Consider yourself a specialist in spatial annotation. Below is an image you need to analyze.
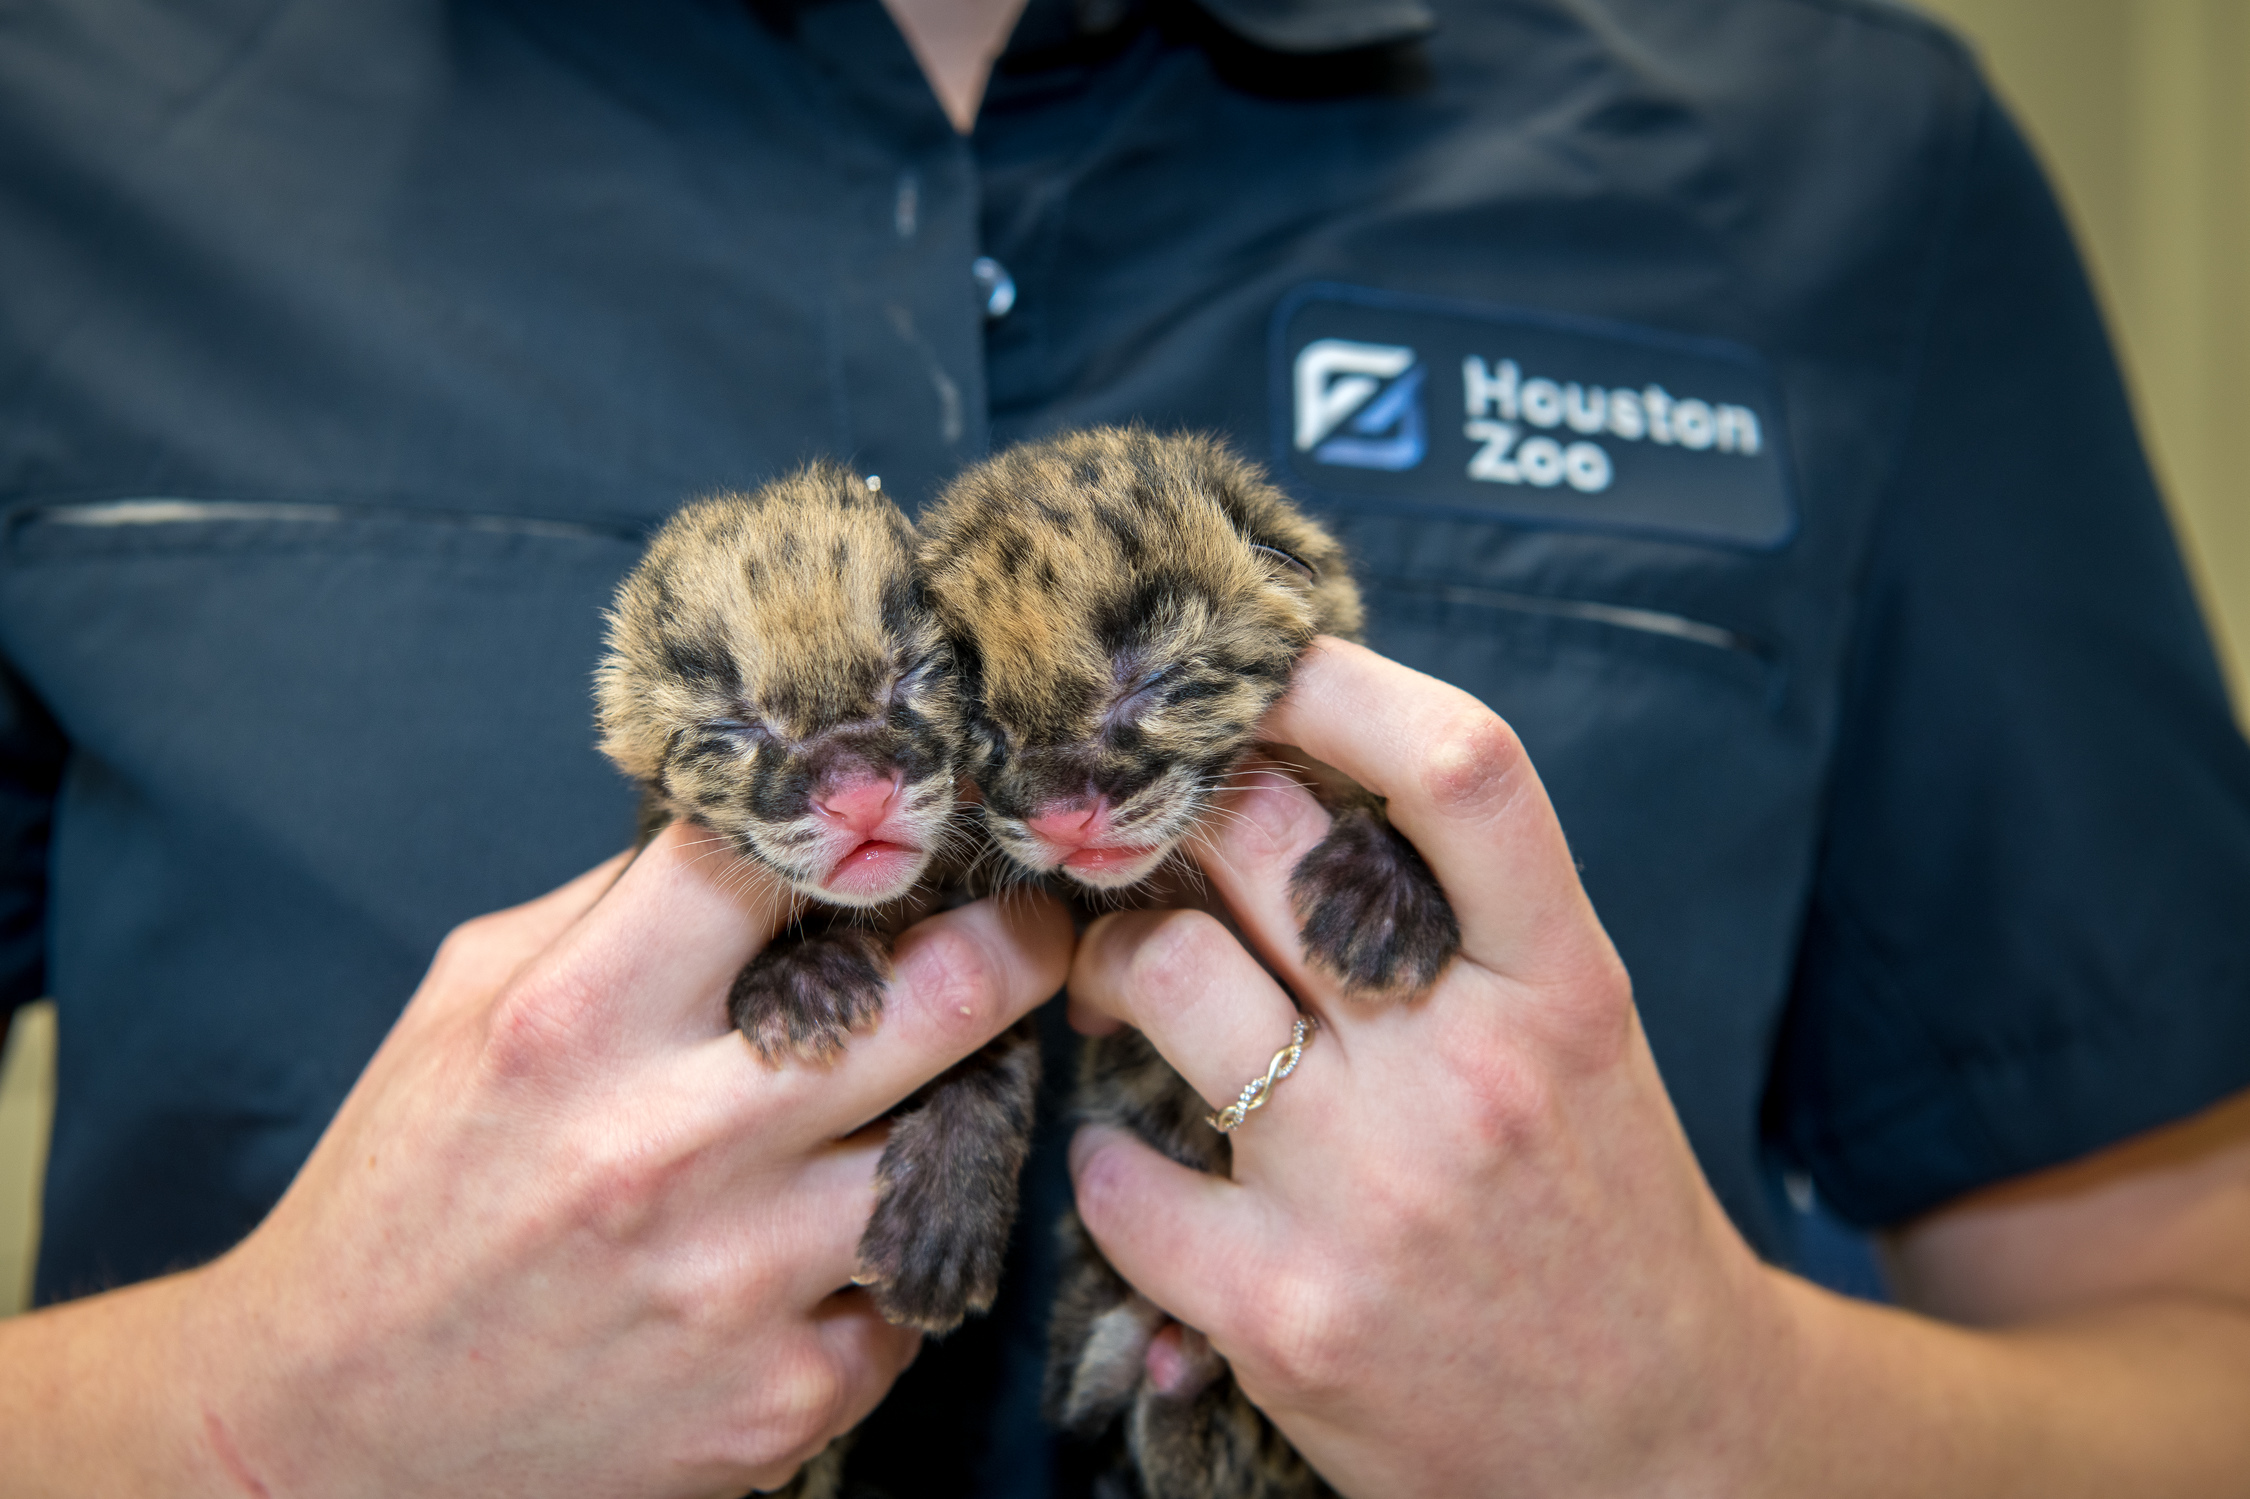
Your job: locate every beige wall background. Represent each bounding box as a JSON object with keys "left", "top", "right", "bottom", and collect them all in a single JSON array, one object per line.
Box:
[
  {"left": 1918, "top": 0, "right": 2250, "bottom": 716},
  {"left": 1, "top": 1001, "right": 54, "bottom": 1314},
  {"left": 2, "top": 0, "right": 2246, "bottom": 1319}
]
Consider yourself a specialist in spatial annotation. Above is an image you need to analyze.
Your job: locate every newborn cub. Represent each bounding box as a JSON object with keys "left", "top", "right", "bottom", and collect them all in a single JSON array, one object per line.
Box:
[
  {"left": 919, "top": 428, "right": 1459, "bottom": 1499},
  {"left": 597, "top": 463, "right": 1037, "bottom": 1339},
  {"left": 919, "top": 426, "right": 1457, "bottom": 992}
]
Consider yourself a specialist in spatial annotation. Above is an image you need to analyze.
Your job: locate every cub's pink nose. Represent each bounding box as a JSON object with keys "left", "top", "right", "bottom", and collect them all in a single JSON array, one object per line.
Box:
[
  {"left": 1026, "top": 799, "right": 1110, "bottom": 849},
  {"left": 815, "top": 772, "right": 902, "bottom": 836}
]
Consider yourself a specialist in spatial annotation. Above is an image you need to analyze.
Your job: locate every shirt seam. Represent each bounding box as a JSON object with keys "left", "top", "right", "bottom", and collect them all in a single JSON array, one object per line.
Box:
[{"left": 1780, "top": 56, "right": 1993, "bottom": 1025}]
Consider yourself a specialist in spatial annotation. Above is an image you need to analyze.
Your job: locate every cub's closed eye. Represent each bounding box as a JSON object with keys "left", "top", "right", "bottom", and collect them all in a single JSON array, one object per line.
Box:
[
  {"left": 1250, "top": 543, "right": 1316, "bottom": 582},
  {"left": 705, "top": 717, "right": 778, "bottom": 746}
]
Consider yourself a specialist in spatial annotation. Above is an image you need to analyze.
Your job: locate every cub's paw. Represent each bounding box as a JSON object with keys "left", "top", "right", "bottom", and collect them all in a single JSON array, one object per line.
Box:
[
  {"left": 1046, "top": 1210, "right": 1167, "bottom": 1431},
  {"left": 858, "top": 1161, "right": 1008, "bottom": 1334},
  {"left": 1288, "top": 802, "right": 1459, "bottom": 999},
  {"left": 856, "top": 1023, "right": 1040, "bottom": 1332},
  {"left": 728, "top": 928, "right": 890, "bottom": 1064}
]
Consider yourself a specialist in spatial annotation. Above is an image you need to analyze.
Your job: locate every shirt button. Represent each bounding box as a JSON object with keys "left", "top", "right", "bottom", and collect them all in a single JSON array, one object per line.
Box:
[{"left": 972, "top": 256, "right": 1017, "bottom": 321}]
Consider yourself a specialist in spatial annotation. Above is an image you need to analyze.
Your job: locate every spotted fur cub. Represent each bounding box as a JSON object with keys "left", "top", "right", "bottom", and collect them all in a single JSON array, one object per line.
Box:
[
  {"left": 596, "top": 463, "right": 1037, "bottom": 1338},
  {"left": 920, "top": 428, "right": 1458, "bottom": 1499},
  {"left": 598, "top": 464, "right": 964, "bottom": 1058},
  {"left": 918, "top": 425, "right": 1458, "bottom": 996}
]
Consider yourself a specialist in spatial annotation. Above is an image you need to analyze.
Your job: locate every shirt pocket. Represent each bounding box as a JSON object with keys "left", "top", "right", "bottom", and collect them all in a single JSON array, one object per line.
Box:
[
  {"left": 1353, "top": 555, "right": 1803, "bottom": 900},
  {"left": 0, "top": 495, "right": 650, "bottom": 1121},
  {"left": 1333, "top": 523, "right": 1831, "bottom": 1247},
  {"left": 2, "top": 495, "right": 653, "bottom": 946}
]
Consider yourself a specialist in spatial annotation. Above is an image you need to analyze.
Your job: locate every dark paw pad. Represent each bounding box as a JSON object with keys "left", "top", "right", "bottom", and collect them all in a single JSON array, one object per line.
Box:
[
  {"left": 729, "top": 928, "right": 891, "bottom": 1064},
  {"left": 1289, "top": 805, "right": 1460, "bottom": 999}
]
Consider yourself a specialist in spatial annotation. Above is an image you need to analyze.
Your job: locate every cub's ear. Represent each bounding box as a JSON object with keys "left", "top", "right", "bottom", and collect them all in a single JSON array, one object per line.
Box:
[{"left": 1249, "top": 542, "right": 1317, "bottom": 583}]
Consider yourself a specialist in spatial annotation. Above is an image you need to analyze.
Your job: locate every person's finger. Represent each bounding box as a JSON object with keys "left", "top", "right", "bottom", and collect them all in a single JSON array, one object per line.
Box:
[
  {"left": 1259, "top": 638, "right": 1603, "bottom": 979},
  {"left": 740, "top": 1295, "right": 921, "bottom": 1494},
  {"left": 703, "top": 888, "right": 1073, "bottom": 1145},
  {"left": 523, "top": 819, "right": 796, "bottom": 1050},
  {"left": 1175, "top": 760, "right": 1346, "bottom": 1005},
  {"left": 810, "top": 1289, "right": 922, "bottom": 1432},
  {"left": 1068, "top": 1123, "right": 1261, "bottom": 1347},
  {"left": 1068, "top": 908, "right": 1311, "bottom": 1117},
  {"left": 771, "top": 1132, "right": 891, "bottom": 1305}
]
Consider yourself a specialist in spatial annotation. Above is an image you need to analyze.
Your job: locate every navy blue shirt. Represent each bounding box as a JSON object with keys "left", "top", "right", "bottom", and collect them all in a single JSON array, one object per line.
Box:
[{"left": 4, "top": 0, "right": 2248, "bottom": 1492}]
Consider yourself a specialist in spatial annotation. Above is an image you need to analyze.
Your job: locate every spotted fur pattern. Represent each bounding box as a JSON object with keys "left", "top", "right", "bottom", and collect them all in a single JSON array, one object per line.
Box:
[
  {"left": 596, "top": 464, "right": 1037, "bottom": 1337},
  {"left": 598, "top": 464, "right": 964, "bottom": 921},
  {"left": 919, "top": 427, "right": 1362, "bottom": 894},
  {"left": 920, "top": 429, "right": 1456, "bottom": 1497}
]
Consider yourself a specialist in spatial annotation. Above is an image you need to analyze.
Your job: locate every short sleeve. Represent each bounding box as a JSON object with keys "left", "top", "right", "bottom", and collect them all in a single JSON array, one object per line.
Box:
[
  {"left": 0, "top": 653, "right": 65, "bottom": 1032},
  {"left": 1768, "top": 93, "right": 2250, "bottom": 1228}
]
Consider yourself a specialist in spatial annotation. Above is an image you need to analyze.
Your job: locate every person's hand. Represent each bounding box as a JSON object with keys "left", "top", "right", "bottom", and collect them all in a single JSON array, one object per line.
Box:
[
  {"left": 1064, "top": 638, "right": 1793, "bottom": 1497},
  {"left": 135, "top": 821, "right": 1071, "bottom": 1497}
]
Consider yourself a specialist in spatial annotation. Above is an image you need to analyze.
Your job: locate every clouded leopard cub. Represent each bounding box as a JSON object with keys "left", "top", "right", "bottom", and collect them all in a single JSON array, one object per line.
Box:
[
  {"left": 919, "top": 428, "right": 1460, "bottom": 1499},
  {"left": 596, "top": 463, "right": 1038, "bottom": 1345}
]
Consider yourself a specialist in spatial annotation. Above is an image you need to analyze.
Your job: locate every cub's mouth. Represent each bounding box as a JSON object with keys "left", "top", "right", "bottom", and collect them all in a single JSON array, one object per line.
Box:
[
  {"left": 820, "top": 839, "right": 929, "bottom": 902},
  {"left": 1006, "top": 788, "right": 1182, "bottom": 890},
  {"left": 792, "top": 763, "right": 946, "bottom": 906},
  {"left": 1051, "top": 842, "right": 1170, "bottom": 889}
]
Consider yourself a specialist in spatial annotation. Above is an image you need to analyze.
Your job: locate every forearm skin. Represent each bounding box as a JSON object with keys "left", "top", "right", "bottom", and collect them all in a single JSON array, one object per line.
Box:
[
  {"left": 0, "top": 1269, "right": 250, "bottom": 1495},
  {"left": 1751, "top": 1274, "right": 2250, "bottom": 1498}
]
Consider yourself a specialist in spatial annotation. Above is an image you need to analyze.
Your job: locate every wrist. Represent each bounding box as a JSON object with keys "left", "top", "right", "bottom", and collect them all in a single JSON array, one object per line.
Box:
[
  {"left": 175, "top": 1228, "right": 395, "bottom": 1499},
  {"left": 1632, "top": 1239, "right": 1810, "bottom": 1499},
  {"left": 1729, "top": 1262, "right": 2025, "bottom": 1499},
  {"left": 0, "top": 1267, "right": 249, "bottom": 1495}
]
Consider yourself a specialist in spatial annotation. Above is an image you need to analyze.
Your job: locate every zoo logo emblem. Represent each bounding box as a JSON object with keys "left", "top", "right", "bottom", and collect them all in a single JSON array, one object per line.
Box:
[
  {"left": 1293, "top": 339, "right": 1427, "bottom": 472},
  {"left": 1273, "top": 285, "right": 1797, "bottom": 550}
]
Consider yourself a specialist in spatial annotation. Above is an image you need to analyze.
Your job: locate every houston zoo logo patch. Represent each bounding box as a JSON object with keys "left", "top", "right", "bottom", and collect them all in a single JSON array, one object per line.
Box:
[{"left": 1272, "top": 284, "right": 1796, "bottom": 548}]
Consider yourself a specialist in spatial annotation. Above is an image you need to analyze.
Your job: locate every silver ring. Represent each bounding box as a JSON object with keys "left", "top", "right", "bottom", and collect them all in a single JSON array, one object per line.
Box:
[{"left": 1206, "top": 1014, "right": 1317, "bottom": 1134}]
